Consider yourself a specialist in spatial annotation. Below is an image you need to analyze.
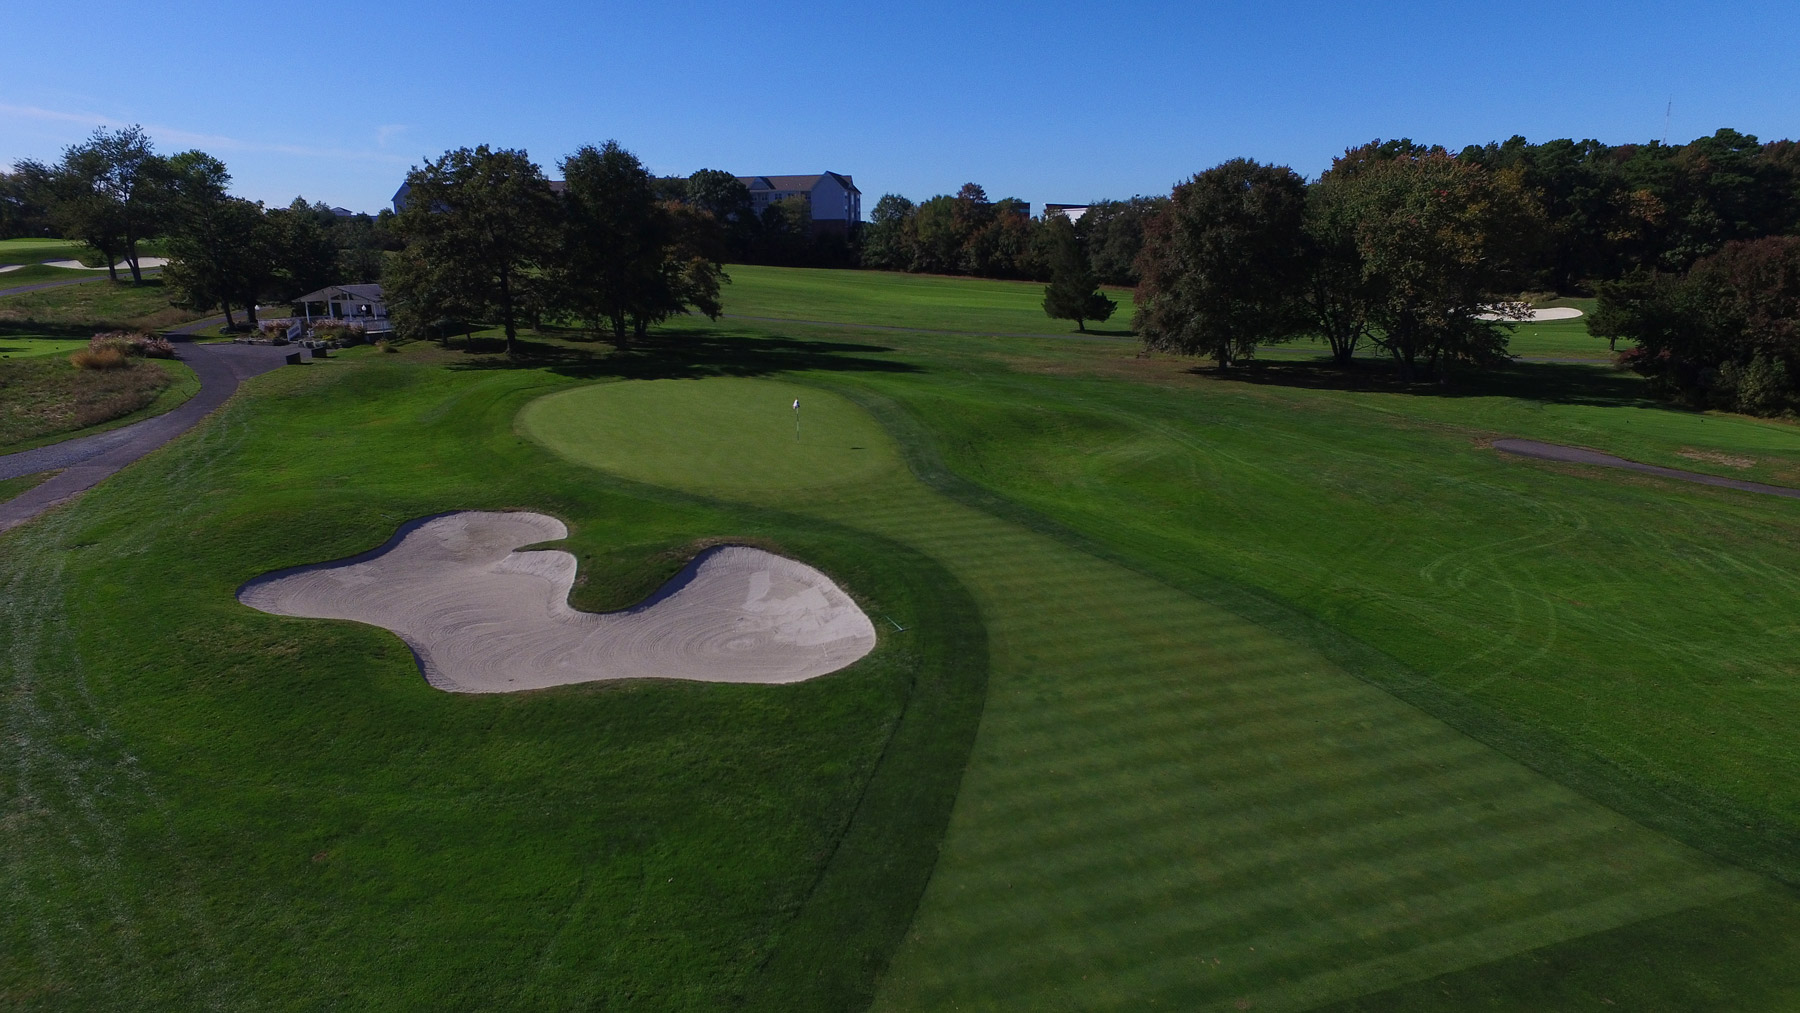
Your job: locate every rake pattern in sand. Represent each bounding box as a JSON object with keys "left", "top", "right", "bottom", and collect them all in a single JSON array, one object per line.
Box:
[{"left": 238, "top": 511, "right": 877, "bottom": 692}]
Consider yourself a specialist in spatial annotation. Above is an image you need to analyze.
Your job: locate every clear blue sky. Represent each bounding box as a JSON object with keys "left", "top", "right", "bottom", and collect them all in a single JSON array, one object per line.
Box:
[{"left": 3, "top": 0, "right": 1796, "bottom": 216}]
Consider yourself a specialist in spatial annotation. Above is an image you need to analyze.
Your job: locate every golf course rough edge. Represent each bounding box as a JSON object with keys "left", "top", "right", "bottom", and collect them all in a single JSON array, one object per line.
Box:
[{"left": 237, "top": 510, "right": 877, "bottom": 692}]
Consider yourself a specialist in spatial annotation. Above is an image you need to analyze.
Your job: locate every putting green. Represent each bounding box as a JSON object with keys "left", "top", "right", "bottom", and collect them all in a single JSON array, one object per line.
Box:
[
  {"left": 519, "top": 378, "right": 900, "bottom": 499},
  {"left": 522, "top": 375, "right": 1761, "bottom": 1010}
]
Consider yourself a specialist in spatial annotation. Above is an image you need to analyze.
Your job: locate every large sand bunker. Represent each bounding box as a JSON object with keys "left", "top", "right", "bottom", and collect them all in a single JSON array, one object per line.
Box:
[{"left": 237, "top": 511, "right": 877, "bottom": 692}]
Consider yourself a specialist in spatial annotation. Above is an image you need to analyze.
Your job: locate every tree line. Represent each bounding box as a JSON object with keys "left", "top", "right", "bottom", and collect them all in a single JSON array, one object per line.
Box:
[
  {"left": 1131, "top": 145, "right": 1543, "bottom": 378},
  {"left": 1592, "top": 236, "right": 1800, "bottom": 415},
  {"left": 849, "top": 127, "right": 1800, "bottom": 295},
  {"left": 1120, "top": 129, "right": 1800, "bottom": 385},
  {"left": 387, "top": 142, "right": 726, "bottom": 355},
  {"left": 2, "top": 126, "right": 397, "bottom": 327}
]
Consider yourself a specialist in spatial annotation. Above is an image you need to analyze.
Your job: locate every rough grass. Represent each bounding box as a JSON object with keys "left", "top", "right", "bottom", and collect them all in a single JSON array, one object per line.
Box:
[
  {"left": 0, "top": 278, "right": 199, "bottom": 334},
  {"left": 68, "top": 346, "right": 130, "bottom": 370},
  {"left": 0, "top": 469, "right": 56, "bottom": 502},
  {"left": 0, "top": 355, "right": 197, "bottom": 452}
]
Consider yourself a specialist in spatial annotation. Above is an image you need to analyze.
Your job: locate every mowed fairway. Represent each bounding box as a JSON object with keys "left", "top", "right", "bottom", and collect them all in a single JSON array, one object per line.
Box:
[
  {"left": 720, "top": 263, "right": 1137, "bottom": 338},
  {"left": 10, "top": 262, "right": 1800, "bottom": 1009},
  {"left": 521, "top": 377, "right": 1770, "bottom": 1010}
]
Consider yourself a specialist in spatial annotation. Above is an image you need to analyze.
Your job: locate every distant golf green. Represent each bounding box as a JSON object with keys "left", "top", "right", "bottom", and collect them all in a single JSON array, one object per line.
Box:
[
  {"left": 0, "top": 237, "right": 95, "bottom": 266},
  {"left": 521, "top": 378, "right": 900, "bottom": 496}
]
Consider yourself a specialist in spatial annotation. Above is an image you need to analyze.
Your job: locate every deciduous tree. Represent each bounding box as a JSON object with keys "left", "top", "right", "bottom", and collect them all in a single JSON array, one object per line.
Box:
[
  {"left": 555, "top": 141, "right": 665, "bottom": 345},
  {"left": 1133, "top": 159, "right": 1310, "bottom": 367},
  {"left": 1328, "top": 147, "right": 1539, "bottom": 379},
  {"left": 44, "top": 125, "right": 168, "bottom": 283},
  {"left": 389, "top": 145, "right": 557, "bottom": 355}
]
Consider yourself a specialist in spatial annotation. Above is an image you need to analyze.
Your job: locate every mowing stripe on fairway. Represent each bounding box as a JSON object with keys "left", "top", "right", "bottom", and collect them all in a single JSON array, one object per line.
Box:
[{"left": 521, "top": 377, "right": 1760, "bottom": 1010}]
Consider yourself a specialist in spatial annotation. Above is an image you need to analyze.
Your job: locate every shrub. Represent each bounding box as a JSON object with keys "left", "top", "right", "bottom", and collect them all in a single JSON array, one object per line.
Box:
[
  {"left": 1713, "top": 355, "right": 1793, "bottom": 416},
  {"left": 87, "top": 331, "right": 174, "bottom": 359},
  {"left": 70, "top": 347, "right": 131, "bottom": 370},
  {"left": 310, "top": 320, "right": 368, "bottom": 343},
  {"left": 375, "top": 338, "right": 397, "bottom": 354}
]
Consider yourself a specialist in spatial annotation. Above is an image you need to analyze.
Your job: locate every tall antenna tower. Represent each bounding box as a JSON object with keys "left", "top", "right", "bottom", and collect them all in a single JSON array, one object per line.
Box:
[{"left": 1663, "top": 98, "right": 1672, "bottom": 145}]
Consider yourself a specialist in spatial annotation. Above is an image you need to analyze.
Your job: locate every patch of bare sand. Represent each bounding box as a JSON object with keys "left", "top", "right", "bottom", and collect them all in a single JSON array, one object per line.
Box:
[
  {"left": 1677, "top": 448, "right": 1755, "bottom": 469},
  {"left": 237, "top": 511, "right": 877, "bottom": 692}
]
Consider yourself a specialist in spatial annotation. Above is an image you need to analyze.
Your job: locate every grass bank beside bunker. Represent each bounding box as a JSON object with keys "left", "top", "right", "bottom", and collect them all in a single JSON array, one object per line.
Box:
[{"left": 0, "top": 353, "right": 986, "bottom": 1012}]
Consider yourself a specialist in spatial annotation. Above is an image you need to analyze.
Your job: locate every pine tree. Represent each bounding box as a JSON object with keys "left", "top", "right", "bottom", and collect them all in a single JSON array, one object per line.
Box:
[{"left": 1042, "top": 215, "right": 1115, "bottom": 332}]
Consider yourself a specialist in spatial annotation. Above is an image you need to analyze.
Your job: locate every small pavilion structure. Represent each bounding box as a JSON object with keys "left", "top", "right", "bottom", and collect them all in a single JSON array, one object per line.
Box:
[{"left": 294, "top": 284, "right": 389, "bottom": 329}]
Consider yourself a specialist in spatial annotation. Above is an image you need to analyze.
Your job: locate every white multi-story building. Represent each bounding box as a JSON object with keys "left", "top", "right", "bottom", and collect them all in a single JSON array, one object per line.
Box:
[{"left": 736, "top": 172, "right": 862, "bottom": 231}]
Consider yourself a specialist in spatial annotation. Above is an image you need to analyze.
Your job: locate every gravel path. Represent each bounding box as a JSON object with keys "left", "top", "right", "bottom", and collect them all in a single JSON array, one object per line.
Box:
[
  {"left": 0, "top": 321, "right": 302, "bottom": 533},
  {"left": 1494, "top": 438, "right": 1800, "bottom": 500}
]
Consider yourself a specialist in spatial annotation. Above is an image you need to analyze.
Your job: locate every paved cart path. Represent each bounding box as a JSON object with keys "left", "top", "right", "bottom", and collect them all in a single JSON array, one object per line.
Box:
[
  {"left": 1495, "top": 438, "right": 1800, "bottom": 499},
  {"left": 0, "top": 321, "right": 302, "bottom": 533}
]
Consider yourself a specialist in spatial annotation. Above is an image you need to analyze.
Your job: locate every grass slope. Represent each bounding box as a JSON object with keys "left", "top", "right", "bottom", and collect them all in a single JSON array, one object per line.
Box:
[
  {"left": 0, "top": 348, "right": 984, "bottom": 1010},
  {"left": 0, "top": 355, "right": 198, "bottom": 454},
  {"left": 0, "top": 278, "right": 198, "bottom": 334}
]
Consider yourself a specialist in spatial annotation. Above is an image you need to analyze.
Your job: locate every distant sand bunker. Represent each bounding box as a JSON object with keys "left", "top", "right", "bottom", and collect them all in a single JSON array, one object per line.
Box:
[
  {"left": 1476, "top": 306, "right": 1584, "bottom": 322},
  {"left": 237, "top": 511, "right": 877, "bottom": 692}
]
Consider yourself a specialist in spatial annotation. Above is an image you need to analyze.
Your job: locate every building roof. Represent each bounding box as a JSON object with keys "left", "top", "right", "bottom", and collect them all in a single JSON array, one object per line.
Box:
[
  {"left": 295, "top": 284, "right": 385, "bottom": 303},
  {"left": 737, "top": 173, "right": 860, "bottom": 194}
]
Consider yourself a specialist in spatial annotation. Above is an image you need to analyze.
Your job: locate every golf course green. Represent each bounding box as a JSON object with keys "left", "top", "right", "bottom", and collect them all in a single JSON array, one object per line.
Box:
[{"left": 6, "top": 265, "right": 1800, "bottom": 1009}]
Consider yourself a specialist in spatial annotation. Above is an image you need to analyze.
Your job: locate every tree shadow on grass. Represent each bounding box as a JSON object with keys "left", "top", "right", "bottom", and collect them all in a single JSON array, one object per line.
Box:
[
  {"left": 1200, "top": 355, "right": 1670, "bottom": 411},
  {"left": 0, "top": 321, "right": 103, "bottom": 340},
  {"left": 443, "top": 324, "right": 923, "bottom": 381}
]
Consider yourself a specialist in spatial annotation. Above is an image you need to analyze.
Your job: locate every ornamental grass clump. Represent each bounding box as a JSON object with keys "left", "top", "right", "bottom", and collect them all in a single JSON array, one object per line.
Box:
[
  {"left": 87, "top": 330, "right": 176, "bottom": 360},
  {"left": 70, "top": 346, "right": 131, "bottom": 370}
]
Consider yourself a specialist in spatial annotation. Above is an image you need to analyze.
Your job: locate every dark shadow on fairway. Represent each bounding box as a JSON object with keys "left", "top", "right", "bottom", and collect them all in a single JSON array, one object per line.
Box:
[
  {"left": 1199, "top": 356, "right": 1667, "bottom": 410},
  {"left": 0, "top": 321, "right": 105, "bottom": 340},
  {"left": 444, "top": 325, "right": 923, "bottom": 381}
]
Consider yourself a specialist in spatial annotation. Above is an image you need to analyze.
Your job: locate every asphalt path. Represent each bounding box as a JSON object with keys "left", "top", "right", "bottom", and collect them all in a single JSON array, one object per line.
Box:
[
  {"left": 0, "top": 320, "right": 302, "bottom": 533},
  {"left": 1494, "top": 438, "right": 1800, "bottom": 500}
]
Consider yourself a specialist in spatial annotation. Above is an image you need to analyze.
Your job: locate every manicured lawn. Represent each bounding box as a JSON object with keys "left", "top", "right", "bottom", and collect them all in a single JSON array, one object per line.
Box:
[
  {"left": 6, "top": 262, "right": 1800, "bottom": 1009},
  {"left": 0, "top": 236, "right": 167, "bottom": 268},
  {"left": 523, "top": 371, "right": 1794, "bottom": 1011},
  {"left": 721, "top": 263, "right": 1137, "bottom": 338},
  {"left": 0, "top": 337, "right": 90, "bottom": 360},
  {"left": 0, "top": 344, "right": 983, "bottom": 1011},
  {"left": 0, "top": 237, "right": 96, "bottom": 266}
]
